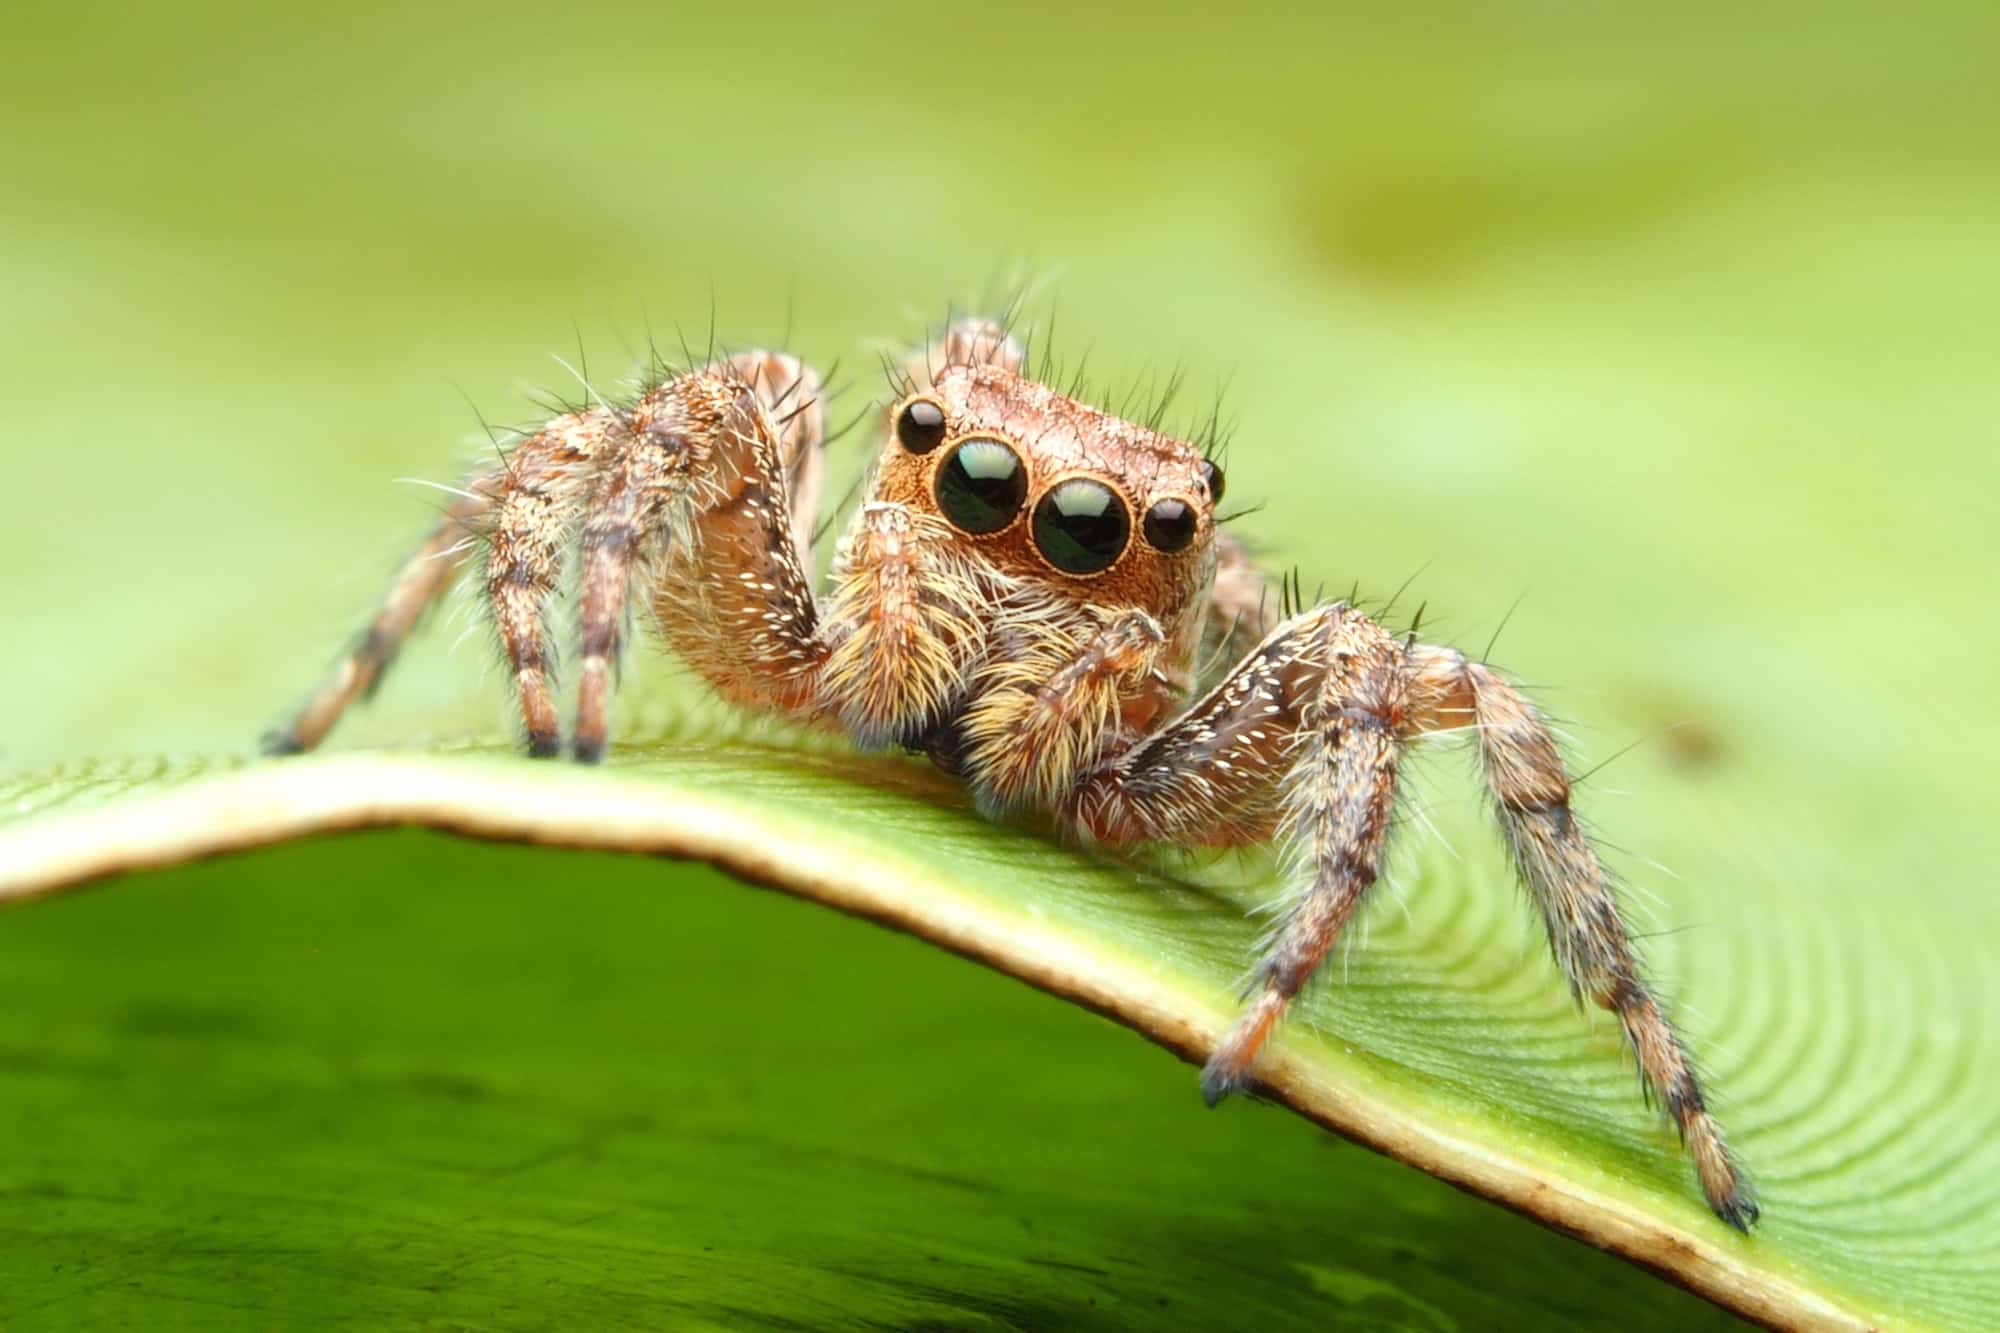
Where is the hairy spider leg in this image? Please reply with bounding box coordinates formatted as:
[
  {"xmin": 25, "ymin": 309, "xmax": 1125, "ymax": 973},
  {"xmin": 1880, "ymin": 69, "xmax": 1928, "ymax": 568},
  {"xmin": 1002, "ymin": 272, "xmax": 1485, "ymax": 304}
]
[
  {"xmin": 1067, "ymin": 602, "xmax": 1406, "ymax": 1048},
  {"xmin": 481, "ymin": 409, "xmax": 627, "ymax": 755},
  {"xmin": 1200, "ymin": 611, "xmax": 1409, "ymax": 1103},
  {"xmin": 1404, "ymin": 644, "xmax": 1757, "ymax": 1229},
  {"xmin": 266, "ymin": 352, "xmax": 827, "ymax": 758},
  {"xmin": 262, "ymin": 483, "xmax": 493, "ymax": 755},
  {"xmin": 578, "ymin": 353, "xmax": 827, "ymax": 758},
  {"xmin": 1065, "ymin": 602, "xmax": 1755, "ymax": 1230}
]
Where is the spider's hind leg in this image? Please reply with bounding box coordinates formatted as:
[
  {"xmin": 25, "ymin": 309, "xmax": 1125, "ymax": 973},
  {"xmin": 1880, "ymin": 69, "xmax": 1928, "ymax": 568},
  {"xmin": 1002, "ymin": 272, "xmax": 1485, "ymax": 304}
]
[
  {"xmin": 265, "ymin": 345, "xmax": 830, "ymax": 762},
  {"xmin": 262, "ymin": 474, "xmax": 498, "ymax": 756},
  {"xmin": 568, "ymin": 348, "xmax": 824, "ymax": 764},
  {"xmin": 261, "ymin": 400, "xmax": 632, "ymax": 759},
  {"xmin": 571, "ymin": 351, "xmax": 828, "ymax": 761}
]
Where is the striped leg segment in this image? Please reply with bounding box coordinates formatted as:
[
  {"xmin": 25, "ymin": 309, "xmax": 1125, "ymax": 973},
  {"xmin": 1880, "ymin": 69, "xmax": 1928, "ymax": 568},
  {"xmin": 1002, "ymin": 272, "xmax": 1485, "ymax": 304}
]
[
  {"xmin": 572, "ymin": 351, "xmax": 827, "ymax": 760},
  {"xmin": 1066, "ymin": 605, "xmax": 1408, "ymax": 1093},
  {"xmin": 262, "ymin": 482, "xmax": 492, "ymax": 756},
  {"xmin": 1193, "ymin": 609, "xmax": 1407, "ymax": 1101},
  {"xmin": 1068, "ymin": 605, "xmax": 1755, "ymax": 1229},
  {"xmin": 569, "ymin": 415, "xmax": 682, "ymax": 763},
  {"xmin": 266, "ymin": 348, "xmax": 830, "ymax": 762},
  {"xmin": 1406, "ymin": 645, "xmax": 1757, "ymax": 1227},
  {"xmin": 483, "ymin": 410, "xmax": 625, "ymax": 756}
]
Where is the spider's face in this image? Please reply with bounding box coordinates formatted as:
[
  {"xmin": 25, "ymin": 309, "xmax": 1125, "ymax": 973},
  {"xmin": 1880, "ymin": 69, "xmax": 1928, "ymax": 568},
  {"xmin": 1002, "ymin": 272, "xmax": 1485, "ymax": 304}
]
[{"xmin": 872, "ymin": 364, "xmax": 1222, "ymax": 621}]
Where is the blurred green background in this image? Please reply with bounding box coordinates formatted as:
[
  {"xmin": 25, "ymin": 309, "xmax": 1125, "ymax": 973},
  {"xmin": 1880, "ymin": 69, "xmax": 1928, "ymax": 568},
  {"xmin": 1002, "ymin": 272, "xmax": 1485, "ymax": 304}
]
[{"xmin": 3, "ymin": 1, "xmax": 1998, "ymax": 1328}]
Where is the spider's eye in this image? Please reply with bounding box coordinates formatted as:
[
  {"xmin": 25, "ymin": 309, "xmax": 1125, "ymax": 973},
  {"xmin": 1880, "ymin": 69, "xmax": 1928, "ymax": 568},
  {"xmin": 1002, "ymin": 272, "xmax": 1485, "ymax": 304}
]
[
  {"xmin": 1199, "ymin": 459, "xmax": 1225, "ymax": 504},
  {"xmin": 935, "ymin": 437, "xmax": 1026, "ymax": 533},
  {"xmin": 1142, "ymin": 497, "xmax": 1198, "ymax": 553},
  {"xmin": 1033, "ymin": 477, "xmax": 1130, "ymax": 574},
  {"xmin": 897, "ymin": 398, "xmax": 947, "ymax": 454}
]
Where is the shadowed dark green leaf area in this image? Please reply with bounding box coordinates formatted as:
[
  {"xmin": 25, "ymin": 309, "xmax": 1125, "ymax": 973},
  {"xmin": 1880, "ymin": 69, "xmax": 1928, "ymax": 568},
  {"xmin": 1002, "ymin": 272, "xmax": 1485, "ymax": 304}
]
[{"xmin": 2, "ymin": 829, "xmax": 1742, "ymax": 1332}]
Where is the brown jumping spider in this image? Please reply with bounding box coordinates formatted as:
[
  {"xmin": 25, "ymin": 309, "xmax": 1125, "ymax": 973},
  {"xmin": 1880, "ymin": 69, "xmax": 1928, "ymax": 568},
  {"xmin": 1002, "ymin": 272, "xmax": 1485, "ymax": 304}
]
[{"xmin": 268, "ymin": 316, "xmax": 1757, "ymax": 1230}]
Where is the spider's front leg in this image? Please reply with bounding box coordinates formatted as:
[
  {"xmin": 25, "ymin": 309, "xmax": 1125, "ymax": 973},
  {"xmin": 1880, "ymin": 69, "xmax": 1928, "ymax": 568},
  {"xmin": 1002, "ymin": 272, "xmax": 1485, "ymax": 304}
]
[
  {"xmin": 1065, "ymin": 603, "xmax": 1757, "ymax": 1230},
  {"xmin": 1069, "ymin": 602, "xmax": 1408, "ymax": 1067}
]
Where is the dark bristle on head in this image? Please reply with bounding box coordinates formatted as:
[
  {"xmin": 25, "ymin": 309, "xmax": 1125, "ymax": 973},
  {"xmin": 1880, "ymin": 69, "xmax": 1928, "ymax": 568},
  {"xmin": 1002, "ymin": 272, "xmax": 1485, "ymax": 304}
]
[{"xmin": 936, "ymin": 297, "xmax": 1237, "ymax": 479}]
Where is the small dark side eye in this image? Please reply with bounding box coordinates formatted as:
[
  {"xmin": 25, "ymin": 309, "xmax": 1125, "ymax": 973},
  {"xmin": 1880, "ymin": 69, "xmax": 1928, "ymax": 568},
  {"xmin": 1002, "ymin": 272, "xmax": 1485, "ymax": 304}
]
[
  {"xmin": 1142, "ymin": 497, "xmax": 1198, "ymax": 553},
  {"xmin": 936, "ymin": 437, "xmax": 1026, "ymax": 533},
  {"xmin": 1199, "ymin": 459, "xmax": 1225, "ymax": 503},
  {"xmin": 1033, "ymin": 478, "xmax": 1130, "ymax": 574},
  {"xmin": 897, "ymin": 398, "xmax": 947, "ymax": 453}
]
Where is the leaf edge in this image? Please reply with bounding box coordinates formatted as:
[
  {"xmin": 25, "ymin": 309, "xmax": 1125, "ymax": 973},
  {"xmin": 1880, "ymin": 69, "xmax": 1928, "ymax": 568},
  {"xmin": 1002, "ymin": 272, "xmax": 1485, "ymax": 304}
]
[{"xmin": 0, "ymin": 751, "xmax": 1888, "ymax": 1333}]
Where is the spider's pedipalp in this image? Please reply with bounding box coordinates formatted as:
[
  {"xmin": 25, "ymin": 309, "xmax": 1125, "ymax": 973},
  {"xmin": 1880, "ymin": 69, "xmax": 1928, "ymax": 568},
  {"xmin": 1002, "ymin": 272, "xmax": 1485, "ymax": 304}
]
[
  {"xmin": 818, "ymin": 502, "xmax": 985, "ymax": 747},
  {"xmin": 959, "ymin": 605, "xmax": 1169, "ymax": 813}
]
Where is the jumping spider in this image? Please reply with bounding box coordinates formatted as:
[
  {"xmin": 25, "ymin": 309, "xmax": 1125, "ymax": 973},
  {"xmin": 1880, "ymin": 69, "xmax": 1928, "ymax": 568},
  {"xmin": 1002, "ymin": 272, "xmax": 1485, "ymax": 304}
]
[{"xmin": 268, "ymin": 316, "xmax": 1757, "ymax": 1230}]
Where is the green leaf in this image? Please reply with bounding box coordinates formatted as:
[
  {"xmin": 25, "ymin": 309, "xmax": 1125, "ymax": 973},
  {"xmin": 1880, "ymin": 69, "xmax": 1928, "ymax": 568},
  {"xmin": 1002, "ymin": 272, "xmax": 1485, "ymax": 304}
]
[
  {"xmin": 0, "ymin": 788, "xmax": 1733, "ymax": 1333},
  {"xmin": 7, "ymin": 2, "xmax": 1997, "ymax": 1327},
  {"xmin": 0, "ymin": 730, "xmax": 1987, "ymax": 1331}
]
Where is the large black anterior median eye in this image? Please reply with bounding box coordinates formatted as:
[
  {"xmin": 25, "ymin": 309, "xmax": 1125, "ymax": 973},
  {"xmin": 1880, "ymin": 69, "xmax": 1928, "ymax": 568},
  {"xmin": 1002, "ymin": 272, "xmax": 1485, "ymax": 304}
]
[
  {"xmin": 896, "ymin": 398, "xmax": 947, "ymax": 453},
  {"xmin": 1142, "ymin": 497, "xmax": 1198, "ymax": 552},
  {"xmin": 935, "ymin": 437, "xmax": 1026, "ymax": 533},
  {"xmin": 1033, "ymin": 477, "xmax": 1130, "ymax": 574}
]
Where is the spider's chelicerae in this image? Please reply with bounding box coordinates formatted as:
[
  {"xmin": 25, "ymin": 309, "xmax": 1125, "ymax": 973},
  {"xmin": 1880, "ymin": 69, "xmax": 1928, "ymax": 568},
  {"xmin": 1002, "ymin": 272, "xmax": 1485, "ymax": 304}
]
[{"xmin": 269, "ymin": 316, "xmax": 1757, "ymax": 1230}]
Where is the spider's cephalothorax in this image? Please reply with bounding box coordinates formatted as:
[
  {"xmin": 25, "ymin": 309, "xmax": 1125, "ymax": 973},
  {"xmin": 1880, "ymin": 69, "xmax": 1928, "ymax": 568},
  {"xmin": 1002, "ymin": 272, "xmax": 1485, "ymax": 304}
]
[{"xmin": 268, "ymin": 318, "xmax": 1758, "ymax": 1230}]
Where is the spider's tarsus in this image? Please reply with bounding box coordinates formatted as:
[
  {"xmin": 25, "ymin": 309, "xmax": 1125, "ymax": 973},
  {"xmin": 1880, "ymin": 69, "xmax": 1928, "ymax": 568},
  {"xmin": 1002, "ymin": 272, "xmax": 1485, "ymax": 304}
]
[
  {"xmin": 525, "ymin": 732, "xmax": 561, "ymax": 759},
  {"xmin": 572, "ymin": 736, "xmax": 605, "ymax": 765},
  {"xmin": 1714, "ymin": 1190, "xmax": 1761, "ymax": 1233},
  {"xmin": 1199, "ymin": 1056, "xmax": 1247, "ymax": 1108},
  {"xmin": 258, "ymin": 728, "xmax": 304, "ymax": 757}
]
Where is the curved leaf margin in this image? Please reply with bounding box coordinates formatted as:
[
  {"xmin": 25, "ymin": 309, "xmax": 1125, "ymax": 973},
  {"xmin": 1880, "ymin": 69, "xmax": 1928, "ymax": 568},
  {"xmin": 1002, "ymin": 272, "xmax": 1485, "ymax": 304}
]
[{"xmin": 0, "ymin": 746, "xmax": 1889, "ymax": 1331}]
